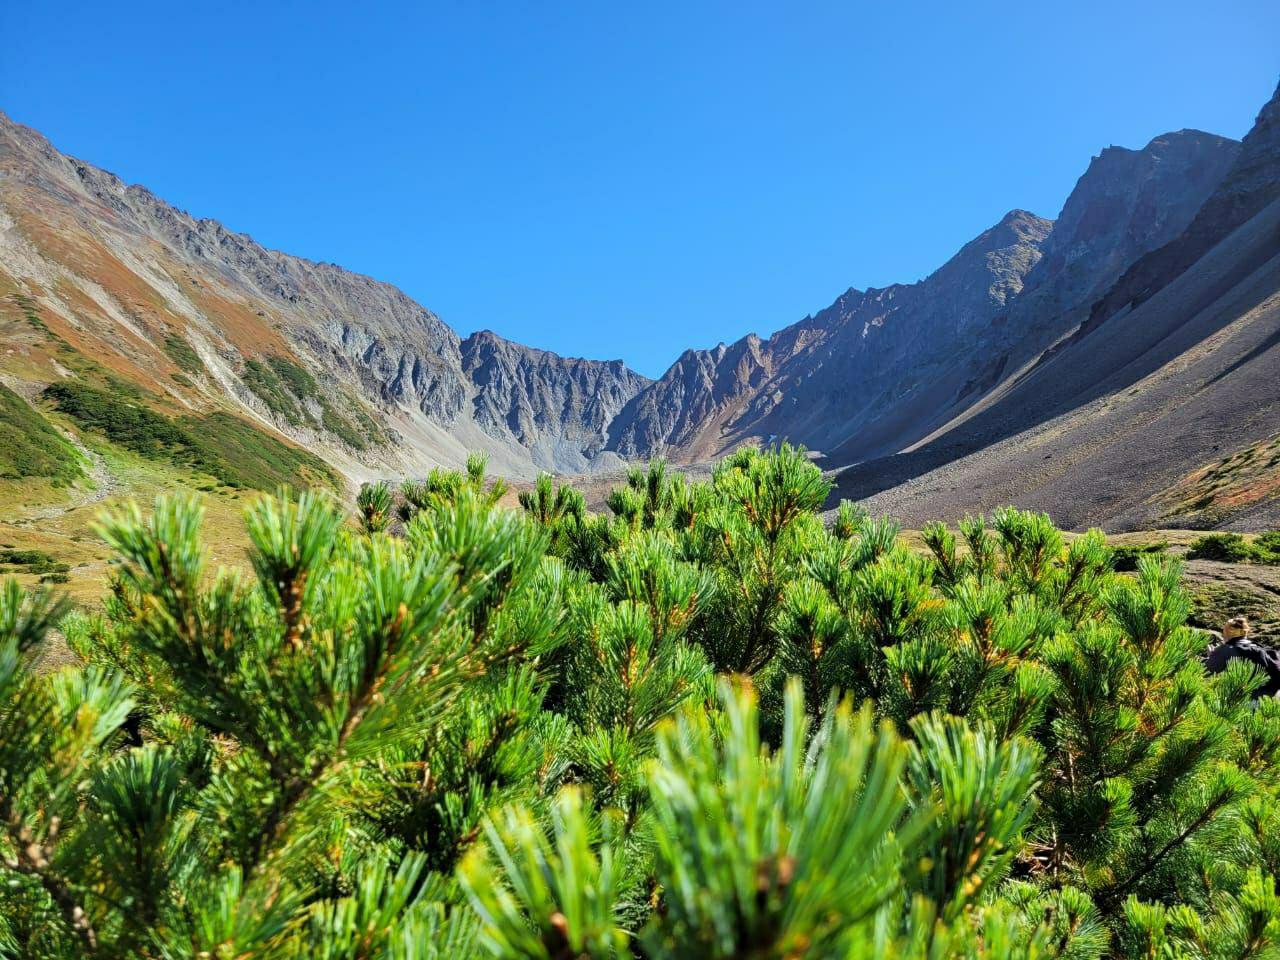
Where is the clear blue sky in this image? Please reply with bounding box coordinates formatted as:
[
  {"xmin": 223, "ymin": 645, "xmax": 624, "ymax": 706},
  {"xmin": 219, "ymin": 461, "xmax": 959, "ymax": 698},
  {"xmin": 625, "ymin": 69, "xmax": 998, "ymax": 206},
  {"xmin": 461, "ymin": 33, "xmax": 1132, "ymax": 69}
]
[{"xmin": 3, "ymin": 2, "xmax": 1277, "ymax": 377}]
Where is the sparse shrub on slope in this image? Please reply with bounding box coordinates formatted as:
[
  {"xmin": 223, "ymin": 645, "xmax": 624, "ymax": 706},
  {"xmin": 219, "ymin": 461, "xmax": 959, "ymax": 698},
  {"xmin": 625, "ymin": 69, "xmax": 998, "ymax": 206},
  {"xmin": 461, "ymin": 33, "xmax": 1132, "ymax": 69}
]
[
  {"xmin": 1188, "ymin": 531, "xmax": 1280, "ymax": 565},
  {"xmin": 43, "ymin": 380, "xmax": 335, "ymax": 490},
  {"xmin": 1108, "ymin": 540, "xmax": 1168, "ymax": 572},
  {"xmin": 1188, "ymin": 532, "xmax": 1257, "ymax": 563},
  {"xmin": 242, "ymin": 354, "xmax": 385, "ymax": 451},
  {"xmin": 2, "ymin": 447, "xmax": 1279, "ymax": 957},
  {"xmin": 161, "ymin": 332, "xmax": 205, "ymax": 376}
]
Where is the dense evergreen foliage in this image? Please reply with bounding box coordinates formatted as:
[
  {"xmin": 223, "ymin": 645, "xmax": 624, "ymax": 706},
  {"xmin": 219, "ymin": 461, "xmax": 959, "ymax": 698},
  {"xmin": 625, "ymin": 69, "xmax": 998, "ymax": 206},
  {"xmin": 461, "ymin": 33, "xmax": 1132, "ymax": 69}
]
[{"xmin": 3, "ymin": 445, "xmax": 1280, "ymax": 958}]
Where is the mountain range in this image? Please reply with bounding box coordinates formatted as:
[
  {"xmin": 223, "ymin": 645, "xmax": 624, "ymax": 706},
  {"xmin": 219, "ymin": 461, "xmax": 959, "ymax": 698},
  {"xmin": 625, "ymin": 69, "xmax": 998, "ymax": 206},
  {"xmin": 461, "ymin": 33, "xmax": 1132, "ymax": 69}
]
[{"xmin": 1, "ymin": 77, "xmax": 1277, "ymax": 530}]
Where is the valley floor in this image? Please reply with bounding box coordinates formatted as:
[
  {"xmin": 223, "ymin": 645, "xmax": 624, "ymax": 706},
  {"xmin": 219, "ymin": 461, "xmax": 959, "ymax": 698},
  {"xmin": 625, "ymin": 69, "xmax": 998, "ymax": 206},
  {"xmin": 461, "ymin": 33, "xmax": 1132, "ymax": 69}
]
[
  {"xmin": 1, "ymin": 439, "xmax": 257, "ymax": 667},
  {"xmin": 5, "ymin": 456, "xmax": 1277, "ymax": 661}
]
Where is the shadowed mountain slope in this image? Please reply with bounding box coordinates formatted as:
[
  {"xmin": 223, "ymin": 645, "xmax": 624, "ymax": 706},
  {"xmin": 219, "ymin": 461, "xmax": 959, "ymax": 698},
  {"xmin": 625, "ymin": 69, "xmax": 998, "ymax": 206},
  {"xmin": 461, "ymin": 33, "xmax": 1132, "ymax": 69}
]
[
  {"xmin": 831, "ymin": 80, "xmax": 1280, "ymax": 530},
  {"xmin": 613, "ymin": 129, "xmax": 1239, "ymax": 467}
]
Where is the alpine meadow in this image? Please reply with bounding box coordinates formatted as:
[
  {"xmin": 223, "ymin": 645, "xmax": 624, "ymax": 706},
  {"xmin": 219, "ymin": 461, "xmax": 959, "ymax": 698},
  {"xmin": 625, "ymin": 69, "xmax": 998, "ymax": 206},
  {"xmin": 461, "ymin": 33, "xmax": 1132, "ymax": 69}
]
[{"xmin": 3, "ymin": 5, "xmax": 1280, "ymax": 958}]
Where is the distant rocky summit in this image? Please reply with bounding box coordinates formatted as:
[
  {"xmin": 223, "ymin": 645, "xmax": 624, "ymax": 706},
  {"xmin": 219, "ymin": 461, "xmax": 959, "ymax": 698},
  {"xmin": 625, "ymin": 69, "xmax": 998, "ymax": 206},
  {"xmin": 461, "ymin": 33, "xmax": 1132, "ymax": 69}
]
[
  {"xmin": 1, "ymin": 78, "xmax": 1277, "ymax": 529},
  {"xmin": 831, "ymin": 80, "xmax": 1280, "ymax": 531}
]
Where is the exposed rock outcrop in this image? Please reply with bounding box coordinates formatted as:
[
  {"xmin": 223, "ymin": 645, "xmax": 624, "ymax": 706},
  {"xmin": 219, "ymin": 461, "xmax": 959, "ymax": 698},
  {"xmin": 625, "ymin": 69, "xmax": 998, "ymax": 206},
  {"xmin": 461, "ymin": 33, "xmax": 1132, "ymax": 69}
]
[
  {"xmin": 0, "ymin": 112, "xmax": 648, "ymax": 478},
  {"xmin": 0, "ymin": 78, "xmax": 1267, "ymax": 502}
]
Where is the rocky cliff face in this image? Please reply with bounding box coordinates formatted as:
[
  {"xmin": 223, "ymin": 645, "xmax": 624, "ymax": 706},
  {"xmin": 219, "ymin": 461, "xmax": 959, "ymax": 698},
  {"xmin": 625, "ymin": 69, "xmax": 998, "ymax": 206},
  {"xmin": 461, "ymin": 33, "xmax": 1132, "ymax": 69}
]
[
  {"xmin": 1011, "ymin": 130, "xmax": 1240, "ymax": 336},
  {"xmin": 893, "ymin": 128, "xmax": 1248, "ymax": 458},
  {"xmin": 460, "ymin": 330, "xmax": 649, "ymax": 471},
  {"xmin": 1087, "ymin": 80, "xmax": 1280, "ymax": 328},
  {"xmin": 0, "ymin": 112, "xmax": 648, "ymax": 479},
  {"xmin": 0, "ymin": 95, "xmax": 1254, "ymax": 483}
]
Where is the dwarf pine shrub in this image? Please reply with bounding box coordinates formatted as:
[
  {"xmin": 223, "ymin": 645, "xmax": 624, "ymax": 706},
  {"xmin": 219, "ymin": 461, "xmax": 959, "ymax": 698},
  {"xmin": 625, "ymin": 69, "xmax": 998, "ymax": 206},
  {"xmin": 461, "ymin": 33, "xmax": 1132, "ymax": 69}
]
[{"xmin": 2, "ymin": 444, "xmax": 1279, "ymax": 958}]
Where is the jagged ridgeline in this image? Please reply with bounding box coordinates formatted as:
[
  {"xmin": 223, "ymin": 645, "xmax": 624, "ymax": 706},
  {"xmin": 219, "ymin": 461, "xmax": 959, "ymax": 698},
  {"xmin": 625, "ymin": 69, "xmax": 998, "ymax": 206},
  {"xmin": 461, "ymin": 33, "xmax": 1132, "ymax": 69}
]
[
  {"xmin": 3, "ymin": 445, "xmax": 1280, "ymax": 958},
  {"xmin": 5, "ymin": 80, "xmax": 1277, "ymax": 528}
]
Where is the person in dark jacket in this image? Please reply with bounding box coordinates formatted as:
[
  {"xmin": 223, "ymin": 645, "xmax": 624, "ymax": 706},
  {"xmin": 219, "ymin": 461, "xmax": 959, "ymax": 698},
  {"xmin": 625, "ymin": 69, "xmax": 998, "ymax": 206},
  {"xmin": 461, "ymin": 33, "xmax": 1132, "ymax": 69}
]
[{"xmin": 1204, "ymin": 616, "xmax": 1280, "ymax": 697}]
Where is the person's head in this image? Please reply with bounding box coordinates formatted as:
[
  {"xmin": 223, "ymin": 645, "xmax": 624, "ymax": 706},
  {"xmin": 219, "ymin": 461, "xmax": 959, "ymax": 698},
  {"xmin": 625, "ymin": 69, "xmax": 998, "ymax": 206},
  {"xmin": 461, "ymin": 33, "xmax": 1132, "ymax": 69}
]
[{"xmin": 1224, "ymin": 615, "xmax": 1251, "ymax": 641}]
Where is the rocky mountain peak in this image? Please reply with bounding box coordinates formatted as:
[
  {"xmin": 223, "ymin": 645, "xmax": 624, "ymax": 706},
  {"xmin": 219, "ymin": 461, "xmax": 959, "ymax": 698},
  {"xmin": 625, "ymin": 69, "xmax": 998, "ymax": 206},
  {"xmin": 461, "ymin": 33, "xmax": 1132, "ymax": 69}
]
[
  {"xmin": 1025, "ymin": 127, "xmax": 1240, "ymax": 312},
  {"xmin": 1, "ymin": 78, "xmax": 1268, "ymax": 485},
  {"xmin": 1086, "ymin": 79, "xmax": 1278, "ymax": 328}
]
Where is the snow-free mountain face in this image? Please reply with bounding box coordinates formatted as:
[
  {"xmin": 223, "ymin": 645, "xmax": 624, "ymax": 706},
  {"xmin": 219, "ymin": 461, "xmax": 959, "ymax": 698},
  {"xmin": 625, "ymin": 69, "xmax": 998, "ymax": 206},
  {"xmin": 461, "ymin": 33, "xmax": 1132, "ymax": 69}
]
[
  {"xmin": 0, "ymin": 86, "xmax": 1264, "ymax": 514},
  {"xmin": 609, "ymin": 209, "xmax": 1054, "ymax": 462},
  {"xmin": 611, "ymin": 128, "xmax": 1241, "ymax": 468},
  {"xmin": 831, "ymin": 80, "xmax": 1280, "ymax": 531},
  {"xmin": 0, "ymin": 113, "xmax": 648, "ymax": 481}
]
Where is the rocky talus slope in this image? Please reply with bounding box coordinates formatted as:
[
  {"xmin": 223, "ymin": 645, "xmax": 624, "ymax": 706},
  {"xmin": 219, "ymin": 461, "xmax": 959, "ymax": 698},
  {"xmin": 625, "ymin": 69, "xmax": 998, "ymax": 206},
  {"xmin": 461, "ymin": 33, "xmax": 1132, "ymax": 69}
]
[
  {"xmin": 831, "ymin": 79, "xmax": 1280, "ymax": 531},
  {"xmin": 1, "ymin": 76, "xmax": 1274, "ymax": 531}
]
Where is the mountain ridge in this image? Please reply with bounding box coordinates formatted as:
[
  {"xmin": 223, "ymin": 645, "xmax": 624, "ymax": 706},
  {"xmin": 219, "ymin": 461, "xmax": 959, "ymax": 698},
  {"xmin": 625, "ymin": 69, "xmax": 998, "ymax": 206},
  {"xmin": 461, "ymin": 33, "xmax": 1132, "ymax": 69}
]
[
  {"xmin": 0, "ymin": 89, "xmax": 1268, "ymax": 524},
  {"xmin": 828, "ymin": 79, "xmax": 1280, "ymax": 530},
  {"xmin": 0, "ymin": 109, "xmax": 648, "ymax": 479}
]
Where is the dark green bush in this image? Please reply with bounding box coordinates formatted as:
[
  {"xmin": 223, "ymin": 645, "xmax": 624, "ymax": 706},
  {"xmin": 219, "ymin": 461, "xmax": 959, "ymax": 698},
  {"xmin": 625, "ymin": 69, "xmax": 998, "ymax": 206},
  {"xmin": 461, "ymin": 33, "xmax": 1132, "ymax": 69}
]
[
  {"xmin": 1109, "ymin": 540, "xmax": 1167, "ymax": 572},
  {"xmin": 1186, "ymin": 532, "xmax": 1254, "ymax": 562},
  {"xmin": 1187, "ymin": 531, "xmax": 1280, "ymax": 565},
  {"xmin": 0, "ymin": 383, "xmax": 82, "ymax": 482},
  {"xmin": 1255, "ymin": 530, "xmax": 1280, "ymax": 564},
  {"xmin": 161, "ymin": 333, "xmax": 205, "ymax": 375},
  {"xmin": 0, "ymin": 550, "xmax": 68, "ymax": 579},
  {"xmin": 0, "ymin": 550, "xmax": 55, "ymax": 567}
]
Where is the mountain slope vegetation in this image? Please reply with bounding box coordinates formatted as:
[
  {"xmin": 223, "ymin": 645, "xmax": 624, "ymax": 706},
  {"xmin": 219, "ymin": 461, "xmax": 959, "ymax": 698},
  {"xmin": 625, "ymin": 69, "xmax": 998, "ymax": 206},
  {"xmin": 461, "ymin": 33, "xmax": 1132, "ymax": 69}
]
[{"xmin": 0, "ymin": 382, "xmax": 81, "ymax": 483}]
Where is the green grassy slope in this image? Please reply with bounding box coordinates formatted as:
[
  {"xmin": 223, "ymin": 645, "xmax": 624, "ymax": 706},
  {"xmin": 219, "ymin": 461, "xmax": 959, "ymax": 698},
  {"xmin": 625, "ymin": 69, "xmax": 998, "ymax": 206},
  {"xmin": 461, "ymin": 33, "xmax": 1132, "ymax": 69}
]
[{"xmin": 0, "ymin": 382, "xmax": 82, "ymax": 483}]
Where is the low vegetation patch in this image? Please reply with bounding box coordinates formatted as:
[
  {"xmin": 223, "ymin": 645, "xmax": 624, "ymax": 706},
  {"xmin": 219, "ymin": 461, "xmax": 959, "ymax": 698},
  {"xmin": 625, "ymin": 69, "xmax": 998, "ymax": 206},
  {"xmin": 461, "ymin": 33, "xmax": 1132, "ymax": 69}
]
[
  {"xmin": 12, "ymin": 293, "xmax": 49, "ymax": 334},
  {"xmin": 242, "ymin": 354, "xmax": 383, "ymax": 450},
  {"xmin": 188, "ymin": 411, "xmax": 336, "ymax": 490},
  {"xmin": 265, "ymin": 354, "xmax": 317, "ymax": 398},
  {"xmin": 0, "ymin": 382, "xmax": 82, "ymax": 483},
  {"xmin": 1188, "ymin": 582, "xmax": 1280, "ymax": 638},
  {"xmin": 162, "ymin": 332, "xmax": 205, "ymax": 376},
  {"xmin": 1108, "ymin": 539, "xmax": 1168, "ymax": 572},
  {"xmin": 320, "ymin": 400, "xmax": 382, "ymax": 450},
  {"xmin": 43, "ymin": 380, "xmax": 335, "ymax": 490},
  {"xmin": 242, "ymin": 357, "xmax": 307, "ymax": 424},
  {"xmin": 1187, "ymin": 531, "xmax": 1280, "ymax": 565},
  {"xmin": 0, "ymin": 548, "xmax": 70, "ymax": 582}
]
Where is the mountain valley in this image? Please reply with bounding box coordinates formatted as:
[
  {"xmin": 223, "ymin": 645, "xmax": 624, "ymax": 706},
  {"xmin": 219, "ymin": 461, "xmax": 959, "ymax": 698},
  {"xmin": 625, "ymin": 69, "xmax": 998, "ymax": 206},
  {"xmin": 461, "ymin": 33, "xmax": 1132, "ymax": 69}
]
[{"xmin": 1, "ymin": 79, "xmax": 1277, "ymax": 540}]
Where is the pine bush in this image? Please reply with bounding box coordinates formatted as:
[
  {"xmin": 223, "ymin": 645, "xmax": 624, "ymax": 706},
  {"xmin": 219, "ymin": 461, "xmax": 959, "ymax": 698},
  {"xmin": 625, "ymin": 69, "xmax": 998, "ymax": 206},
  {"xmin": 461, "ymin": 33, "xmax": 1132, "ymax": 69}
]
[{"xmin": 2, "ymin": 444, "xmax": 1278, "ymax": 958}]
